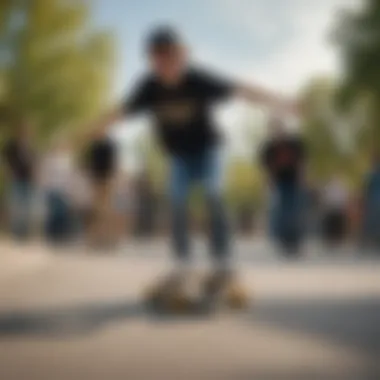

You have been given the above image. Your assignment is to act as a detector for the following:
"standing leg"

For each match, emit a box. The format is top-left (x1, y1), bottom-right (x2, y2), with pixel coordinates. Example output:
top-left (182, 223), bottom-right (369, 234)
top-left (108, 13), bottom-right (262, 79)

top-left (169, 156), bottom-right (191, 266)
top-left (45, 191), bottom-right (57, 243)
top-left (9, 181), bottom-right (32, 241)
top-left (200, 150), bottom-right (230, 270)
top-left (278, 183), bottom-right (303, 255)
top-left (144, 156), bottom-right (193, 309)
top-left (89, 179), bottom-right (112, 248)
top-left (200, 150), bottom-right (248, 308)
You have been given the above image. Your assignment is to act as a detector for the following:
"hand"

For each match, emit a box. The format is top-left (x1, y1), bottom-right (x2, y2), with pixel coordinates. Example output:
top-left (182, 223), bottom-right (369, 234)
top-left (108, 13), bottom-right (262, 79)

top-left (273, 99), bottom-right (302, 118)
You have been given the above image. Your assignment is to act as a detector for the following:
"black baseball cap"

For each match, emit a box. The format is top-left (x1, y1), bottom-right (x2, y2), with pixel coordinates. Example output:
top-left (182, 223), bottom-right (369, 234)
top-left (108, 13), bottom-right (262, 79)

top-left (146, 26), bottom-right (182, 54)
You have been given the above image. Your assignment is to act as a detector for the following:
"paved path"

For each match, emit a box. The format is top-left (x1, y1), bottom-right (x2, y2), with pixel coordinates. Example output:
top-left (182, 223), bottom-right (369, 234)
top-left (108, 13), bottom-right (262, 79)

top-left (0, 240), bottom-right (379, 380)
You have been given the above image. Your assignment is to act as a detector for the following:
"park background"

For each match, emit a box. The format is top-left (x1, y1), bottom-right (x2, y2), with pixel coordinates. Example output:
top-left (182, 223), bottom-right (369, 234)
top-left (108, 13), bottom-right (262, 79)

top-left (0, 0), bottom-right (379, 232)
top-left (0, 2), bottom-right (379, 380)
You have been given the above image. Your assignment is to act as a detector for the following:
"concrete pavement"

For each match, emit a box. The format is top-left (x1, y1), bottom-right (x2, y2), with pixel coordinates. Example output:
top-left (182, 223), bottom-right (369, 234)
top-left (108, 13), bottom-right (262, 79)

top-left (0, 239), bottom-right (379, 380)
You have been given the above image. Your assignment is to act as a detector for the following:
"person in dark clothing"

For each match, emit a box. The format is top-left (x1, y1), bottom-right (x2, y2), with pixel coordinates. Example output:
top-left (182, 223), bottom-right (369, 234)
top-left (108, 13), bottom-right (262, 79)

top-left (2, 120), bottom-right (36, 240)
top-left (84, 26), bottom-right (296, 300)
top-left (261, 115), bottom-right (306, 256)
top-left (133, 172), bottom-right (156, 238)
top-left (87, 137), bottom-right (116, 182)
top-left (361, 153), bottom-right (380, 250)
top-left (86, 131), bottom-right (117, 248)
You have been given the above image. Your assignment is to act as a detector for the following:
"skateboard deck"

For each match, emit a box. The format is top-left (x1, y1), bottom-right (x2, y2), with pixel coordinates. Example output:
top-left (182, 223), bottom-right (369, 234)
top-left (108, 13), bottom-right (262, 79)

top-left (143, 272), bottom-right (250, 315)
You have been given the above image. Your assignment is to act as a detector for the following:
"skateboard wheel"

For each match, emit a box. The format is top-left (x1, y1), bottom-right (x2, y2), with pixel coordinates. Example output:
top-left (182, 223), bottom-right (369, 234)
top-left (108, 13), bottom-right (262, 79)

top-left (226, 287), bottom-right (249, 310)
top-left (165, 294), bottom-right (192, 312)
top-left (144, 286), bottom-right (194, 313)
top-left (144, 285), bottom-right (161, 302)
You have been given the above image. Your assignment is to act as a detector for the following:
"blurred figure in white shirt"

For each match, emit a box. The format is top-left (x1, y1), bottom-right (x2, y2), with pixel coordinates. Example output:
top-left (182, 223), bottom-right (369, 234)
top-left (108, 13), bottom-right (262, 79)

top-left (321, 176), bottom-right (350, 246)
top-left (113, 172), bottom-right (135, 242)
top-left (39, 136), bottom-right (75, 244)
top-left (69, 165), bottom-right (93, 243)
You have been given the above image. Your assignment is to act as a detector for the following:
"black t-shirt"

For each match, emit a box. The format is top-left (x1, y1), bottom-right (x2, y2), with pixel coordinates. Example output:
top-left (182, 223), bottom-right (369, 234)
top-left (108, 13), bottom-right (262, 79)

top-left (87, 138), bottom-right (116, 180)
top-left (123, 67), bottom-right (233, 155)
top-left (3, 139), bottom-right (35, 182)
top-left (261, 136), bottom-right (305, 185)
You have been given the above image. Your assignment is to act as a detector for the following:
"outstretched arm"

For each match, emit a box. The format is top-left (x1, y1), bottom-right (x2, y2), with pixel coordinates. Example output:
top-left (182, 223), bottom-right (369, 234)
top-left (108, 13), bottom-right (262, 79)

top-left (235, 83), bottom-right (297, 114)
top-left (83, 106), bottom-right (125, 140)
top-left (76, 77), bottom-right (151, 146)
top-left (72, 105), bottom-right (127, 152)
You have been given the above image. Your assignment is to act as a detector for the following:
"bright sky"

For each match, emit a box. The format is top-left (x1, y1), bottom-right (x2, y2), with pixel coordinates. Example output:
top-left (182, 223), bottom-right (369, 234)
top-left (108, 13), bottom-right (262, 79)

top-left (93, 0), bottom-right (359, 95)
top-left (91, 0), bottom-right (360, 165)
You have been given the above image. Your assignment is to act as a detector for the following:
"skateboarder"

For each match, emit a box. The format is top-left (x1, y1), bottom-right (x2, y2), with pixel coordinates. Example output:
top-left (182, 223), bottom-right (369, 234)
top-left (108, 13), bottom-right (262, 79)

top-left (87, 26), bottom-right (295, 307)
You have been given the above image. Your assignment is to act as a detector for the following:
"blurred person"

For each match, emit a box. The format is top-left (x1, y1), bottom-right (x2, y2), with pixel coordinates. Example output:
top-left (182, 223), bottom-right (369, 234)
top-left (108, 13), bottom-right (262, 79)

top-left (111, 140), bottom-right (138, 242)
top-left (321, 175), bottom-right (349, 246)
top-left (304, 180), bottom-right (322, 238)
top-left (2, 119), bottom-right (37, 240)
top-left (261, 114), bottom-right (306, 256)
top-left (361, 153), bottom-right (380, 251)
top-left (347, 193), bottom-right (362, 244)
top-left (113, 172), bottom-right (135, 242)
top-left (134, 171), bottom-right (157, 239)
top-left (69, 164), bottom-right (93, 242)
top-left (39, 135), bottom-right (75, 245)
top-left (83, 25), bottom-right (296, 304)
top-left (86, 128), bottom-right (117, 249)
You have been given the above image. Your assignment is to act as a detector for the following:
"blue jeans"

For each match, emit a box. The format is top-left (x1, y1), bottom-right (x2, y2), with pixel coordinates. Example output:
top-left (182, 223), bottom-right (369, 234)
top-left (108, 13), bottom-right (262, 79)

top-left (170, 149), bottom-right (229, 263)
top-left (270, 182), bottom-right (304, 248)
top-left (45, 191), bottom-right (73, 243)
top-left (8, 180), bottom-right (34, 240)
top-left (362, 200), bottom-right (380, 246)
top-left (362, 170), bottom-right (380, 246)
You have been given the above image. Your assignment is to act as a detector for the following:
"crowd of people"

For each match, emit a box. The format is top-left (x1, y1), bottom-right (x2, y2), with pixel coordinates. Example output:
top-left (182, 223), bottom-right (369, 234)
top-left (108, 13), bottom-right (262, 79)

top-left (2, 115), bottom-right (379, 256)
top-left (1, 119), bottom-right (136, 249)
top-left (260, 116), bottom-right (380, 254)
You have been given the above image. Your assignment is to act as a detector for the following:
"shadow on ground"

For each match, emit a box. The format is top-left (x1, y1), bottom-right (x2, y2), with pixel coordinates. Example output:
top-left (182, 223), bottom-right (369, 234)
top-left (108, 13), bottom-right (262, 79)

top-left (0, 298), bottom-right (218, 338)
top-left (0, 295), bottom-right (379, 360)
top-left (249, 296), bottom-right (380, 357)
top-left (0, 300), bottom-right (144, 337)
top-left (220, 370), bottom-right (380, 380)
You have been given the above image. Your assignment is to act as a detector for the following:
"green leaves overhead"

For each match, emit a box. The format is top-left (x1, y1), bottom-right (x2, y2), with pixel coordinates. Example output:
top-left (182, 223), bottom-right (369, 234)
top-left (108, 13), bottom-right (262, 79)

top-left (334, 0), bottom-right (380, 151)
top-left (1, 0), bottom-right (115, 142)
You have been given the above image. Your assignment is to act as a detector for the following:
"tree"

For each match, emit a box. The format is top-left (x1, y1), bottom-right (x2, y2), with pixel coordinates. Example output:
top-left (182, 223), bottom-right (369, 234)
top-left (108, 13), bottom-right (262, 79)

top-left (0, 1), bottom-right (11, 33)
top-left (334, 0), bottom-right (380, 152)
top-left (0, 0), bottom-right (115, 143)
top-left (299, 76), bottom-right (369, 188)
top-left (226, 158), bottom-right (264, 207)
top-left (300, 77), bottom-right (341, 181)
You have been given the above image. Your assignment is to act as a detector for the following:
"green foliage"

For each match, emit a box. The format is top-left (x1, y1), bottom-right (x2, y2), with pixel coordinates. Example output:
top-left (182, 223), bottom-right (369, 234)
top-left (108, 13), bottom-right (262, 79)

top-left (299, 76), bottom-right (368, 187)
top-left (0, 0), bottom-right (115, 143)
top-left (143, 131), bottom-right (169, 192)
top-left (334, 0), bottom-right (380, 151)
top-left (300, 77), bottom-right (342, 182)
top-left (226, 158), bottom-right (264, 208)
